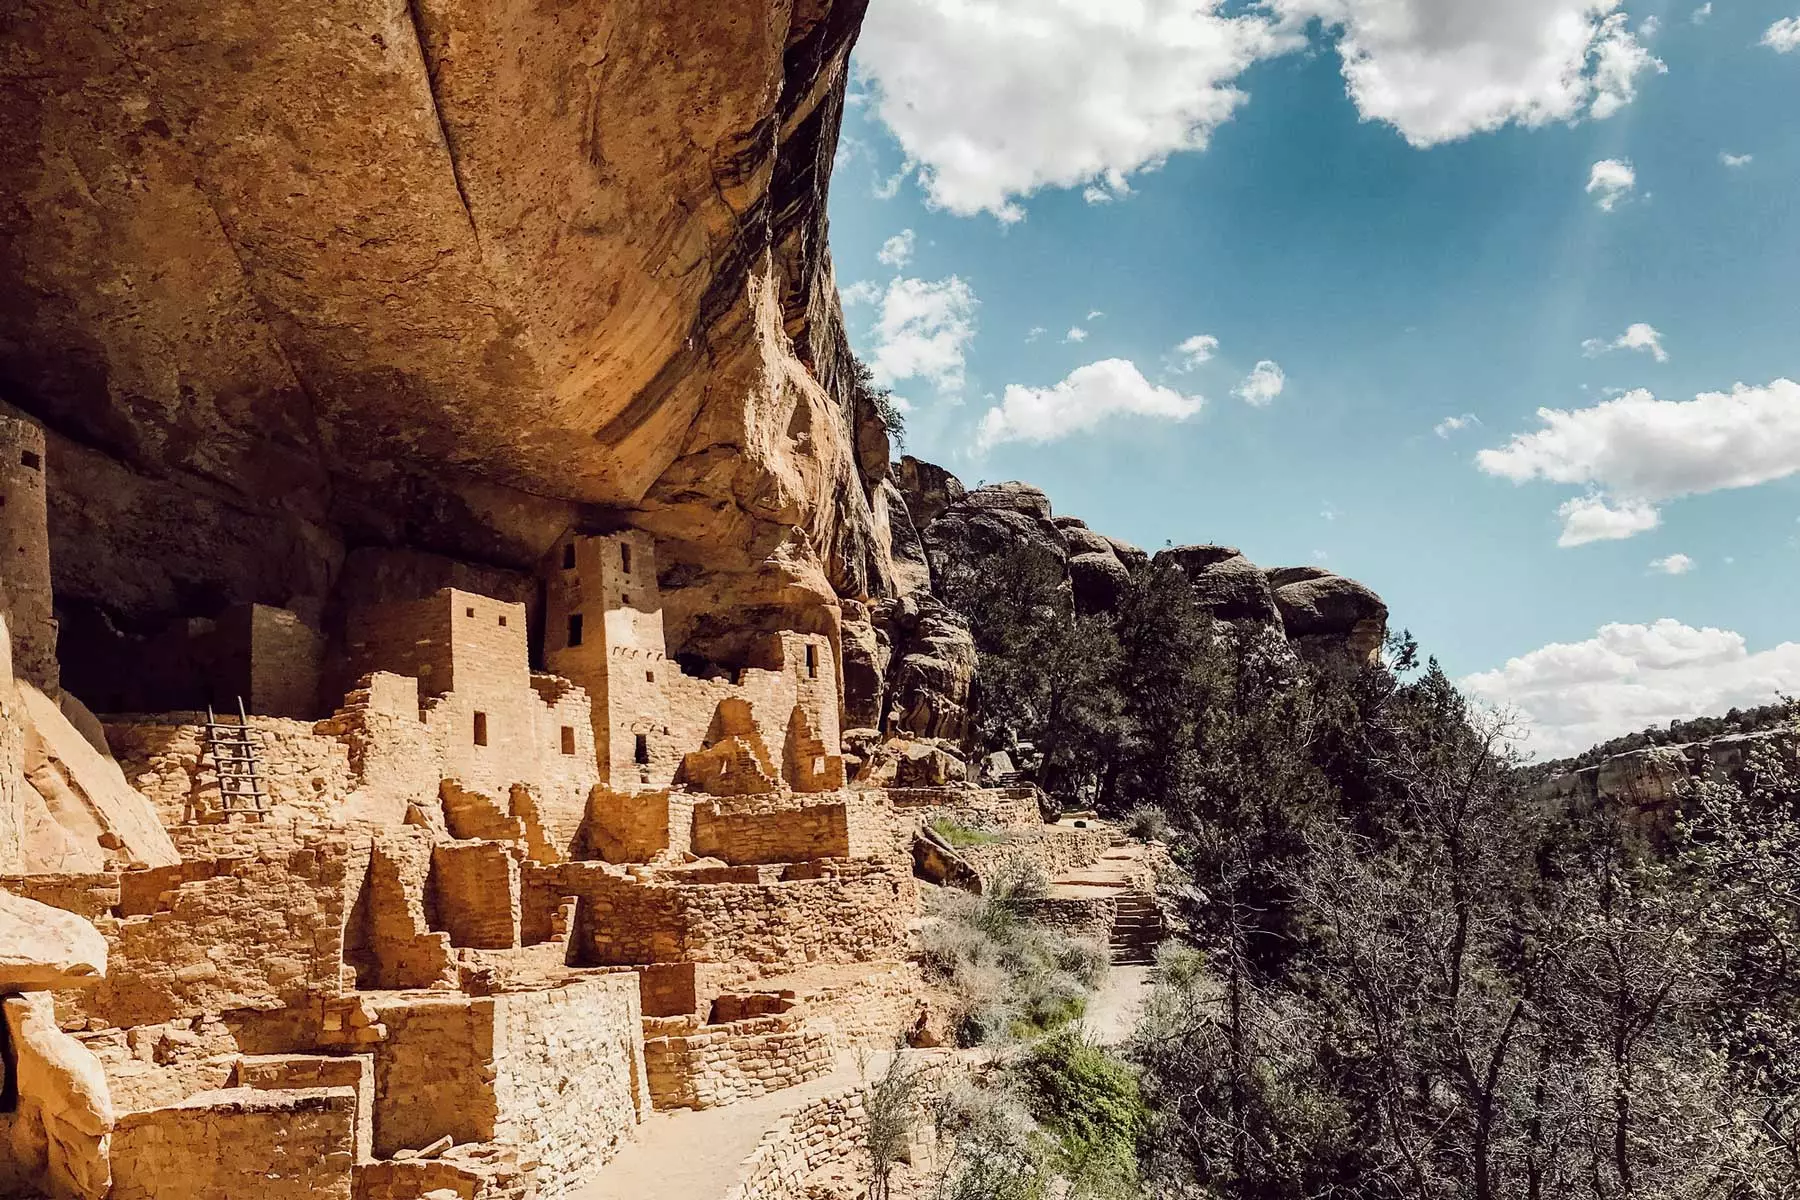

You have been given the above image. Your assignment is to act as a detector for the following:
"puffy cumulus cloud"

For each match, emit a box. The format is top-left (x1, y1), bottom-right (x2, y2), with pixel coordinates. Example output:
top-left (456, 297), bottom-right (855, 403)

top-left (1462, 620), bottom-right (1800, 757)
top-left (1274, 0), bottom-right (1663, 146)
top-left (855, 0), bottom-right (1298, 221)
top-left (1065, 327), bottom-right (1089, 343)
top-left (1582, 321), bottom-right (1668, 362)
top-left (856, 2), bottom-right (1664, 221)
top-left (975, 359), bottom-right (1203, 451)
top-left (1587, 157), bottom-right (1636, 209)
top-left (1721, 152), bottom-right (1753, 168)
top-left (839, 280), bottom-right (882, 307)
top-left (1649, 552), bottom-right (1695, 575)
top-left (865, 276), bottom-right (980, 394)
top-left (1174, 333), bottom-right (1220, 371)
top-left (877, 229), bottom-right (916, 269)
top-left (1435, 413), bottom-right (1481, 437)
top-left (1234, 360), bottom-right (1286, 406)
top-left (1765, 17), bottom-right (1800, 52)
top-left (1556, 494), bottom-right (1660, 545)
top-left (1478, 379), bottom-right (1800, 544)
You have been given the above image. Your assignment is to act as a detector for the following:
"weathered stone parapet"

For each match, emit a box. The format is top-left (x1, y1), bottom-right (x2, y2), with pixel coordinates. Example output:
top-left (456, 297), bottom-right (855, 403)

top-left (109, 1086), bottom-right (356, 1200)
top-left (643, 1004), bottom-right (835, 1111)
top-left (526, 859), bottom-right (911, 972)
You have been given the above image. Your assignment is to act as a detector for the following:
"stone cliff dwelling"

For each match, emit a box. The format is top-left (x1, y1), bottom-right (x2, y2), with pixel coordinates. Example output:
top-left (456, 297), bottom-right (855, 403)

top-left (0, 405), bottom-right (1142, 1200)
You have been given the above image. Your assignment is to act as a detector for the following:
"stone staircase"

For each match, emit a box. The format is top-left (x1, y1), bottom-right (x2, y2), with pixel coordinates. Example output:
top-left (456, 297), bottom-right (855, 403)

top-left (1108, 890), bottom-right (1163, 965)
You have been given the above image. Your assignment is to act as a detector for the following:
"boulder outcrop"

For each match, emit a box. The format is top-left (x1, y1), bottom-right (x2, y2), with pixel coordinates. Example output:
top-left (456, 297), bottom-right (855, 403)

top-left (1266, 567), bottom-right (1390, 666)
top-left (0, 889), bottom-right (108, 991)
top-left (1155, 545), bottom-right (1283, 625)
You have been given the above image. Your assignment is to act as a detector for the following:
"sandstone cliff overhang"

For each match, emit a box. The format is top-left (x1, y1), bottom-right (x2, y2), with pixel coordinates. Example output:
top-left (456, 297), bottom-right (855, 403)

top-left (2, 0), bottom-right (885, 654)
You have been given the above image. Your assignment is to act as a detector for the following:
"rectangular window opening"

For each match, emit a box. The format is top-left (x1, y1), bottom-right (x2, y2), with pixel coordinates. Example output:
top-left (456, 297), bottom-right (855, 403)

top-left (645, 670), bottom-right (655, 683)
top-left (567, 613), bottom-right (584, 648)
top-left (621, 593), bottom-right (632, 607)
top-left (560, 726), bottom-right (576, 756)
top-left (634, 733), bottom-right (649, 765)
top-left (498, 615), bottom-right (507, 627)
top-left (562, 543), bottom-right (576, 570)
top-left (473, 712), bottom-right (488, 746)
top-left (621, 544), bottom-right (632, 575)
top-left (805, 644), bottom-right (818, 679)
top-left (20, 450), bottom-right (39, 471)
top-left (465, 606), bottom-right (475, 618)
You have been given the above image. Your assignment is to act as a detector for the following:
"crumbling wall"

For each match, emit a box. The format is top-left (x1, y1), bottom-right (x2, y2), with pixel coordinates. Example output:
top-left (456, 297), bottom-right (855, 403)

top-left (108, 1086), bottom-right (357, 1200)
top-left (372, 996), bottom-right (499, 1157)
top-left (584, 788), bottom-right (694, 863)
top-left (528, 861), bottom-right (910, 971)
top-left (60, 833), bottom-right (363, 1028)
top-left (106, 714), bottom-right (357, 826)
top-left (431, 839), bottom-right (522, 950)
top-left (371, 979), bottom-right (646, 1191)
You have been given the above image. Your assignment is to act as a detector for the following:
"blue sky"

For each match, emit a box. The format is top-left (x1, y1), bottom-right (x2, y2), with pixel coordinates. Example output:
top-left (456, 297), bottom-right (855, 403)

top-left (828, 0), bottom-right (1800, 756)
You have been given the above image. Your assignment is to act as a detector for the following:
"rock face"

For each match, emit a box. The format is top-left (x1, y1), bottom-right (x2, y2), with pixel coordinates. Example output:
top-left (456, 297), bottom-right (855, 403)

top-left (4, 992), bottom-right (116, 1199)
top-left (1155, 545), bottom-right (1282, 625)
top-left (1536, 727), bottom-right (1800, 838)
top-left (0, 0), bottom-right (887, 664)
top-left (895, 463), bottom-right (1387, 670)
top-left (1266, 567), bottom-right (1390, 667)
top-left (0, 889), bottom-right (108, 990)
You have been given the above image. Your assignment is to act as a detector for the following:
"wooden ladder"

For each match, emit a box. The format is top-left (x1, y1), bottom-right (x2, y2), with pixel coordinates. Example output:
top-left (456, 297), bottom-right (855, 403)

top-left (194, 697), bottom-right (269, 823)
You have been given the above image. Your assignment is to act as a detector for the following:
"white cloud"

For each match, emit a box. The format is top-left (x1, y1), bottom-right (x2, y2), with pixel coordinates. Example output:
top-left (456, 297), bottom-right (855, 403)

top-left (1276, 0), bottom-right (1664, 146)
top-left (1234, 360), bottom-right (1286, 406)
top-left (1462, 620), bottom-right (1800, 757)
top-left (840, 280), bottom-right (882, 307)
top-left (1721, 152), bottom-right (1754, 168)
top-left (1649, 552), bottom-right (1695, 575)
top-left (1064, 327), bottom-right (1089, 344)
top-left (856, 0), bottom-right (1295, 222)
top-left (1556, 494), bottom-right (1661, 545)
top-left (1581, 321), bottom-right (1668, 362)
top-left (1586, 158), bottom-right (1636, 210)
top-left (856, 2), bottom-right (1665, 222)
top-left (976, 359), bottom-right (1203, 451)
top-left (1174, 334), bottom-right (1220, 371)
top-left (865, 276), bottom-right (980, 394)
top-left (877, 229), bottom-right (917, 269)
top-left (1025, 326), bottom-right (1047, 343)
top-left (1478, 378), bottom-right (1800, 544)
top-left (1764, 17), bottom-right (1800, 52)
top-left (1086, 310), bottom-right (1106, 321)
top-left (1691, 3), bottom-right (1711, 24)
top-left (1435, 413), bottom-right (1481, 438)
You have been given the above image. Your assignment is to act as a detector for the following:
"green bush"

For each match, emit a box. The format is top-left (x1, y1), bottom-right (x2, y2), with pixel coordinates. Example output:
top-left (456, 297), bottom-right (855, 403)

top-left (931, 815), bottom-right (1005, 849)
top-left (920, 861), bottom-right (1107, 1046)
top-left (1013, 1032), bottom-right (1150, 1199)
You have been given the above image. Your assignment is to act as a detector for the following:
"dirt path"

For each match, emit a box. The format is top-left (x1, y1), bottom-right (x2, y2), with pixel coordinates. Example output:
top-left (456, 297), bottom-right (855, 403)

top-left (573, 1050), bottom-right (884, 1200)
top-left (1082, 963), bottom-right (1154, 1045)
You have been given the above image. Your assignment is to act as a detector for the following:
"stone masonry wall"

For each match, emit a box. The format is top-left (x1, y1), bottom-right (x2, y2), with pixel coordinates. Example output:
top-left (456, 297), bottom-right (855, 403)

top-left (690, 801), bottom-right (851, 865)
top-left (109, 1086), bottom-right (358, 1200)
top-left (644, 1010), bottom-right (834, 1110)
top-left (490, 977), bottom-right (648, 1194)
top-left (725, 1083), bottom-right (870, 1200)
top-left (55, 832), bottom-right (362, 1029)
top-left (525, 860), bottom-right (910, 972)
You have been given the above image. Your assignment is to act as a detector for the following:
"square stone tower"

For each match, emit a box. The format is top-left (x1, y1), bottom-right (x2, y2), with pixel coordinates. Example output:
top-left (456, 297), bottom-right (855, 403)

top-left (544, 531), bottom-right (673, 788)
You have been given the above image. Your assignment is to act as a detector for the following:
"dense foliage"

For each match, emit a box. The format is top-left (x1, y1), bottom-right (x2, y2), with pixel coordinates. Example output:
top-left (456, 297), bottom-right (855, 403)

top-left (930, 547), bottom-right (1800, 1199)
